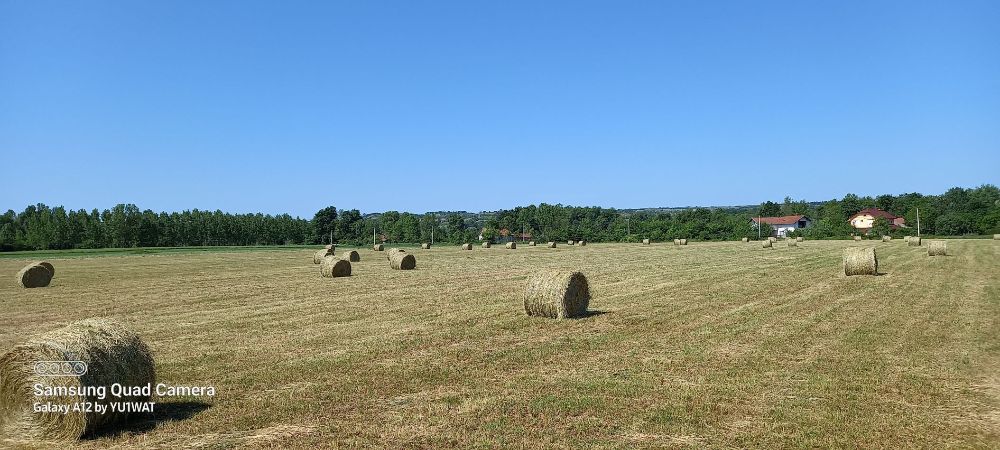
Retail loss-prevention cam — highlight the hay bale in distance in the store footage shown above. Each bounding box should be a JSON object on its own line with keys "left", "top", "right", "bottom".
{"left": 421, "top": 243, "right": 431, "bottom": 249}
{"left": 679, "top": 239, "right": 688, "bottom": 246}
{"left": 16, "top": 264, "right": 52, "bottom": 288}
{"left": 461, "top": 243, "right": 472, "bottom": 250}
{"left": 342, "top": 250, "right": 360, "bottom": 262}
{"left": 373, "top": 244, "right": 384, "bottom": 251}
{"left": 795, "top": 237, "right": 804, "bottom": 242}
{"left": 547, "top": 242, "right": 556, "bottom": 248}
{"left": 482, "top": 241, "right": 491, "bottom": 248}
{"left": 385, "top": 248, "right": 406, "bottom": 260}
{"left": 762, "top": 240, "right": 772, "bottom": 249}
{"left": 768, "top": 237, "right": 777, "bottom": 243}
{"left": 506, "top": 242, "right": 517, "bottom": 249}
{"left": 673, "top": 239, "right": 680, "bottom": 245}
{"left": 882, "top": 235, "right": 892, "bottom": 242}
{"left": 908, "top": 237, "right": 922, "bottom": 246}
{"left": 994, "top": 234, "right": 1000, "bottom": 240}
{"left": 523, "top": 271, "right": 590, "bottom": 319}
{"left": 854, "top": 235, "right": 862, "bottom": 241}
{"left": 528, "top": 241, "right": 536, "bottom": 246}
{"left": 389, "top": 252, "right": 416, "bottom": 270}
{"left": 0, "top": 318, "right": 155, "bottom": 440}
{"left": 324, "top": 244, "right": 335, "bottom": 251}
{"left": 843, "top": 247, "right": 878, "bottom": 276}
{"left": 578, "top": 240, "right": 586, "bottom": 246}
{"left": 927, "top": 240, "right": 947, "bottom": 256}
{"left": 320, "top": 256, "right": 352, "bottom": 277}
{"left": 787, "top": 240, "right": 798, "bottom": 247}
{"left": 567, "top": 240, "right": 575, "bottom": 245}
{"left": 741, "top": 237, "right": 748, "bottom": 243}
{"left": 313, "top": 248, "right": 335, "bottom": 264}
{"left": 642, "top": 239, "right": 650, "bottom": 245}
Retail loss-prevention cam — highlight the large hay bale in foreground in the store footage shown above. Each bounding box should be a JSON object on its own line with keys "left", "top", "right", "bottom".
{"left": 461, "top": 243, "right": 472, "bottom": 250}
{"left": 678, "top": 239, "right": 687, "bottom": 246}
{"left": 506, "top": 242, "right": 516, "bottom": 249}
{"left": 321, "top": 256, "right": 351, "bottom": 277}
{"left": 373, "top": 244, "right": 384, "bottom": 251}
{"left": 795, "top": 237, "right": 803, "bottom": 242}
{"left": 523, "top": 271, "right": 590, "bottom": 319}
{"left": 482, "top": 242, "right": 491, "bottom": 248}
{"left": 741, "top": 237, "right": 748, "bottom": 243}
{"left": 33, "top": 261, "right": 55, "bottom": 277}
{"left": 421, "top": 243, "right": 431, "bottom": 249}
{"left": 16, "top": 263, "right": 53, "bottom": 288}
{"left": 844, "top": 247, "right": 878, "bottom": 276}
{"left": 313, "top": 248, "right": 335, "bottom": 264}
{"left": 908, "top": 237, "right": 922, "bottom": 246}
{"left": 927, "top": 240, "right": 947, "bottom": 256}
{"left": 642, "top": 239, "right": 650, "bottom": 245}
{"left": 762, "top": 240, "right": 772, "bottom": 249}
{"left": 0, "top": 318, "right": 155, "bottom": 440}
{"left": 342, "top": 250, "right": 360, "bottom": 262}
{"left": 389, "top": 252, "right": 416, "bottom": 270}
{"left": 547, "top": 242, "right": 556, "bottom": 248}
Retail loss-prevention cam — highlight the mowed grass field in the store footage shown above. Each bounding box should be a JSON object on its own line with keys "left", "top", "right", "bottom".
{"left": 1, "top": 240, "right": 998, "bottom": 448}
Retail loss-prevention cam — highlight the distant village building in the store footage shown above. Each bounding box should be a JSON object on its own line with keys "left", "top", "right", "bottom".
{"left": 849, "top": 208, "right": 906, "bottom": 233}
{"left": 751, "top": 215, "right": 811, "bottom": 238}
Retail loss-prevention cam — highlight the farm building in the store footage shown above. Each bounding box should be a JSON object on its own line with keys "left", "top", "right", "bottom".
{"left": 849, "top": 208, "right": 906, "bottom": 233}
{"left": 751, "top": 215, "right": 811, "bottom": 238}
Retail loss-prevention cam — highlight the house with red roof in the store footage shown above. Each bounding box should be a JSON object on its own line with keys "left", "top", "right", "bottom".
{"left": 849, "top": 208, "right": 906, "bottom": 233}
{"left": 751, "top": 215, "right": 811, "bottom": 238}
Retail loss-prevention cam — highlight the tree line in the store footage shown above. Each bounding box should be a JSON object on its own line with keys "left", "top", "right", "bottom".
{"left": 2, "top": 185, "right": 997, "bottom": 251}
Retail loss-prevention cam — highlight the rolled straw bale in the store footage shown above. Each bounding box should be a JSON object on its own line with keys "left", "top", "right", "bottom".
{"left": 927, "top": 240, "right": 947, "bottom": 256}
{"left": 578, "top": 240, "right": 586, "bottom": 246}
{"left": 523, "top": 271, "right": 590, "bottom": 319}
{"left": 787, "top": 240, "right": 798, "bottom": 247}
{"left": 0, "top": 318, "right": 155, "bottom": 440}
{"left": 389, "top": 252, "right": 416, "bottom": 270}
{"left": 854, "top": 235, "right": 862, "bottom": 241}
{"left": 908, "top": 237, "right": 922, "bottom": 246}
{"left": 16, "top": 264, "right": 52, "bottom": 288}
{"left": 843, "top": 247, "right": 878, "bottom": 276}
{"left": 994, "top": 234, "right": 1000, "bottom": 240}
{"left": 506, "top": 242, "right": 516, "bottom": 249}
{"left": 482, "top": 241, "right": 491, "bottom": 248}
{"left": 320, "top": 256, "right": 351, "bottom": 277}
{"left": 679, "top": 239, "right": 688, "bottom": 246}
{"left": 567, "top": 240, "right": 575, "bottom": 245}
{"left": 762, "top": 240, "right": 772, "bottom": 249}
{"left": 741, "top": 237, "right": 748, "bottom": 243}
{"left": 547, "top": 242, "right": 557, "bottom": 248}
{"left": 421, "top": 243, "right": 431, "bottom": 249}
{"left": 796, "top": 237, "right": 804, "bottom": 242}
{"left": 528, "top": 241, "right": 536, "bottom": 246}
{"left": 386, "top": 248, "right": 406, "bottom": 260}
{"left": 373, "top": 244, "right": 384, "bottom": 251}
{"left": 324, "top": 244, "right": 335, "bottom": 251}
{"left": 768, "top": 237, "right": 777, "bottom": 243}
{"left": 673, "top": 239, "right": 680, "bottom": 245}
{"left": 461, "top": 243, "right": 472, "bottom": 250}
{"left": 342, "top": 250, "right": 360, "bottom": 262}
{"left": 882, "top": 235, "right": 892, "bottom": 242}
{"left": 642, "top": 239, "right": 650, "bottom": 245}
{"left": 313, "top": 248, "right": 334, "bottom": 264}
{"left": 33, "top": 261, "right": 54, "bottom": 277}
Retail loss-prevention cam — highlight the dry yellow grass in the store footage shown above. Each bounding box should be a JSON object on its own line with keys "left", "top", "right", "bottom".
{"left": 0, "top": 240, "right": 997, "bottom": 448}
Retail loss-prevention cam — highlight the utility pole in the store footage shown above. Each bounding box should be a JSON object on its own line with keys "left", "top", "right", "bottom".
{"left": 373, "top": 226, "right": 376, "bottom": 246}
{"left": 431, "top": 227, "right": 434, "bottom": 245}
{"left": 758, "top": 215, "right": 761, "bottom": 240}
{"left": 916, "top": 207, "right": 921, "bottom": 237}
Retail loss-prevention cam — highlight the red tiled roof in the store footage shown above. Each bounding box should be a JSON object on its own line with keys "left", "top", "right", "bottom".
{"left": 752, "top": 215, "right": 806, "bottom": 225}
{"left": 849, "top": 208, "right": 899, "bottom": 221}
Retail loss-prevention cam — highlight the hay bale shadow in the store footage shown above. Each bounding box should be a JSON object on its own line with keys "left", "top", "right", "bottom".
{"left": 577, "top": 310, "right": 608, "bottom": 319}
{"left": 84, "top": 401, "right": 211, "bottom": 440}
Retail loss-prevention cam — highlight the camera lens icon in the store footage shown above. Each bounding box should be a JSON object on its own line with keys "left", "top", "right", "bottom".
{"left": 33, "top": 360, "right": 87, "bottom": 377}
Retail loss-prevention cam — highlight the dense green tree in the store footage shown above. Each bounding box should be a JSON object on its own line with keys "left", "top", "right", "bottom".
{"left": 312, "top": 206, "right": 338, "bottom": 244}
{"left": 758, "top": 201, "right": 781, "bottom": 217}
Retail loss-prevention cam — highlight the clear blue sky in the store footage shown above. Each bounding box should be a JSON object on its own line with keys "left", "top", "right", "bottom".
{"left": 2, "top": 1, "right": 998, "bottom": 217}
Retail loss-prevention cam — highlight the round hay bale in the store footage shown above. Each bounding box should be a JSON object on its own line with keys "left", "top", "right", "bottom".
{"left": 741, "top": 237, "right": 748, "bottom": 243}
{"left": 993, "top": 234, "right": 1000, "bottom": 240}
{"left": 506, "top": 242, "right": 516, "bottom": 249}
{"left": 795, "top": 237, "right": 804, "bottom": 242}
{"left": 578, "top": 240, "right": 586, "bottom": 246}
{"left": 908, "top": 236, "right": 922, "bottom": 246}
{"left": 523, "top": 271, "right": 590, "bottom": 319}
{"left": 0, "top": 318, "right": 155, "bottom": 440}
{"left": 320, "top": 256, "right": 352, "bottom": 277}
{"left": 482, "top": 241, "right": 491, "bottom": 248}
{"left": 385, "top": 248, "right": 406, "bottom": 260}
{"left": 642, "top": 239, "right": 650, "bottom": 245}
{"left": 567, "top": 240, "right": 575, "bottom": 245}
{"left": 324, "top": 244, "right": 335, "bottom": 251}
{"left": 373, "top": 244, "right": 384, "bottom": 251}
{"left": 768, "top": 237, "right": 777, "bottom": 243}
{"left": 762, "top": 240, "right": 772, "bottom": 249}
{"left": 927, "top": 240, "right": 947, "bottom": 256}
{"left": 882, "top": 235, "right": 892, "bottom": 242}
{"left": 679, "top": 239, "right": 687, "bottom": 246}
{"left": 461, "top": 243, "right": 472, "bottom": 250}
{"left": 342, "top": 250, "right": 360, "bottom": 262}
{"left": 389, "top": 252, "right": 416, "bottom": 270}
{"left": 673, "top": 239, "right": 680, "bottom": 245}
{"left": 32, "top": 261, "right": 54, "bottom": 277}
{"left": 16, "top": 264, "right": 52, "bottom": 288}
{"left": 844, "top": 247, "right": 878, "bottom": 276}
{"left": 787, "top": 240, "right": 798, "bottom": 247}
{"left": 547, "top": 242, "right": 556, "bottom": 248}
{"left": 421, "top": 243, "right": 431, "bottom": 249}
{"left": 528, "top": 241, "right": 536, "bottom": 246}
{"left": 313, "top": 248, "right": 334, "bottom": 264}
{"left": 853, "top": 235, "right": 862, "bottom": 241}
